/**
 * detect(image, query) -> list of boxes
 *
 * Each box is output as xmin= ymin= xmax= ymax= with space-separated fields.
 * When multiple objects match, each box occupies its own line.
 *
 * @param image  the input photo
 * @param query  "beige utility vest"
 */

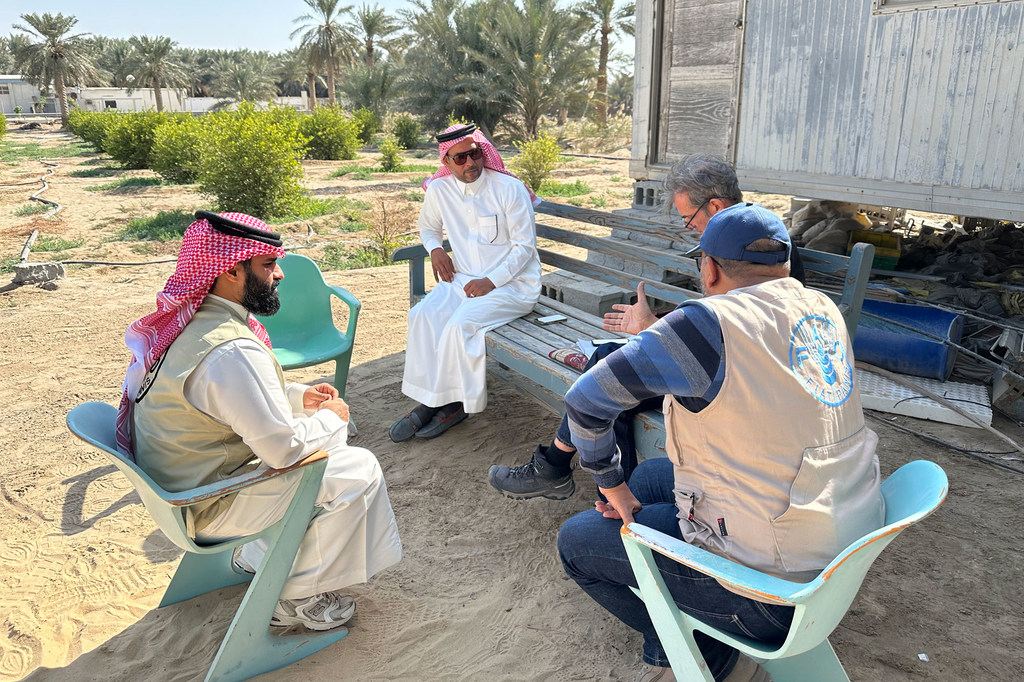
xmin=132 ymin=297 xmax=286 ymax=532
xmin=665 ymin=278 xmax=884 ymax=584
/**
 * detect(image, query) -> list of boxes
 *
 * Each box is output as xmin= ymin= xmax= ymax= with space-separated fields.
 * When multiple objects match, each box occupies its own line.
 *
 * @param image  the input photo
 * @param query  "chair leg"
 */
xmin=760 ymin=639 xmax=850 ymax=682
xmin=205 ymin=459 xmax=347 ymax=682
xmin=160 ymin=549 xmax=251 ymax=608
xmin=623 ymin=540 xmax=715 ymax=682
xmin=332 ymin=351 xmax=353 ymax=398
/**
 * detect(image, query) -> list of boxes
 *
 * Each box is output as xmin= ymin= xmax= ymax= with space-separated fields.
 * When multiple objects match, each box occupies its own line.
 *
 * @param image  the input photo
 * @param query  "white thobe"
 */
xmin=402 ymin=168 xmax=541 ymax=413
xmin=186 ymin=325 xmax=401 ymax=600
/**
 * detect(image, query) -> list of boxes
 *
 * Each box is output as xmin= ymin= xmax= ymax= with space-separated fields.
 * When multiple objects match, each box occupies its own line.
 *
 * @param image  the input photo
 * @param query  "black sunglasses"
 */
xmin=446 ymin=147 xmax=484 ymax=165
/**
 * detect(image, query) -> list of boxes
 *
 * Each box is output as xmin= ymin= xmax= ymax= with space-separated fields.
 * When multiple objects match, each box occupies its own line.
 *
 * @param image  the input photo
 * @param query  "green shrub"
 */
xmin=353 ymin=107 xmax=381 ymax=145
xmin=84 ymin=177 xmax=162 ymax=192
xmin=14 ymin=203 xmax=49 ymax=216
xmin=119 ymin=209 xmax=195 ymax=241
xmin=300 ymin=105 xmax=360 ymax=160
xmin=67 ymin=110 xmax=116 ymax=149
xmin=198 ymin=102 xmax=308 ymax=219
xmin=0 ymin=112 xmax=5 ymax=142
xmin=102 ymin=111 xmax=172 ymax=169
xmin=33 ymin=235 xmax=84 ymax=251
xmin=152 ymin=116 xmax=205 ymax=184
xmin=509 ymin=132 xmax=561 ymax=193
xmin=392 ymin=113 xmax=420 ymax=149
xmin=538 ymin=179 xmax=591 ymax=197
xmin=378 ymin=136 xmax=403 ymax=172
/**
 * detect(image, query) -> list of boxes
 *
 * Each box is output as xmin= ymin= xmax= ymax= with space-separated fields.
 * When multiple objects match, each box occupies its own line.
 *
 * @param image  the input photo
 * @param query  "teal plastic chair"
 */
xmin=66 ymin=402 xmax=346 ymax=682
xmin=621 ymin=460 xmax=948 ymax=682
xmin=256 ymin=253 xmax=361 ymax=396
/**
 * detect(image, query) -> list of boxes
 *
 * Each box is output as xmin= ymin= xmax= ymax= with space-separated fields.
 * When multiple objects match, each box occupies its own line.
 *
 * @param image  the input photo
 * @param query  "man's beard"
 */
xmin=241 ymin=265 xmax=281 ymax=315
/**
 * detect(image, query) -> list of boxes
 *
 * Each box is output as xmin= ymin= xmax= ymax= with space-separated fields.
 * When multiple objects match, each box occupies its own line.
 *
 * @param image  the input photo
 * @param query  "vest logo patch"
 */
xmin=136 ymin=353 xmax=166 ymax=404
xmin=789 ymin=314 xmax=853 ymax=406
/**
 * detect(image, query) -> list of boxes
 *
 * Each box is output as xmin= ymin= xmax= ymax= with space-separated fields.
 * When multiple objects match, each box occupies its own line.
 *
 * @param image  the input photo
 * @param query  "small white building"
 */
xmin=183 ymin=95 xmax=309 ymax=113
xmin=0 ymin=75 xmax=50 ymax=114
xmin=68 ymin=86 xmax=188 ymax=112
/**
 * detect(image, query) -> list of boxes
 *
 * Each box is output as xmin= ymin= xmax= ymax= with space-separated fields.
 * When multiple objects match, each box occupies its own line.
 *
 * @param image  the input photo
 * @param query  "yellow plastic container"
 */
xmin=848 ymin=229 xmax=901 ymax=270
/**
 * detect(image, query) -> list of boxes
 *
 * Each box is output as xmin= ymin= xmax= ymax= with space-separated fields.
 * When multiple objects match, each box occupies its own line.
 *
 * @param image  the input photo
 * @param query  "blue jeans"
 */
xmin=557 ymin=458 xmax=794 ymax=681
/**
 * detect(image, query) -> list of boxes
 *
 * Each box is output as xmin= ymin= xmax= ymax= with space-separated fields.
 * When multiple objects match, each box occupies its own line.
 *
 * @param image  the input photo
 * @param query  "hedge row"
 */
xmin=65 ymin=104 xmax=396 ymax=219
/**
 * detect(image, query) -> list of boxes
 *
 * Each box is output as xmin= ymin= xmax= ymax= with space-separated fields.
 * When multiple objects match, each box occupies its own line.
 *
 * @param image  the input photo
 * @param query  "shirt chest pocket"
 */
xmin=476 ymin=215 xmax=508 ymax=245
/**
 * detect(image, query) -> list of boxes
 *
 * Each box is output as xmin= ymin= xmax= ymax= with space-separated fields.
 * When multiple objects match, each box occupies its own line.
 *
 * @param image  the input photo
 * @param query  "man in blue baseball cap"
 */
xmin=556 ymin=203 xmax=884 ymax=682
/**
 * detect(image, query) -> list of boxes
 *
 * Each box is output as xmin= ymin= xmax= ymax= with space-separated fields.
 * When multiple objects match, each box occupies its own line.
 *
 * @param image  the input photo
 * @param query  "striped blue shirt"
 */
xmin=564 ymin=301 xmax=725 ymax=489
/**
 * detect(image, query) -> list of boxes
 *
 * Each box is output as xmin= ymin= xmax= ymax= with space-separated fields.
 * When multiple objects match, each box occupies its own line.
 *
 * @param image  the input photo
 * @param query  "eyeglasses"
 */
xmin=446 ymin=147 xmax=484 ymax=166
xmin=694 ymin=252 xmax=719 ymax=273
xmin=682 ymin=197 xmax=710 ymax=231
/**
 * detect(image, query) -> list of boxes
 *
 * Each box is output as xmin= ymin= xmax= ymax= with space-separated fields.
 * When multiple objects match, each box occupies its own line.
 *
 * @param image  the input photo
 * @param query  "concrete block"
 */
xmin=632 ymin=181 xmax=664 ymax=211
xmin=541 ymin=270 xmax=629 ymax=317
xmin=611 ymin=228 xmax=632 ymax=241
xmin=622 ymin=259 xmax=644 ymax=277
xmin=12 ymin=262 xmax=65 ymax=284
xmin=630 ymin=232 xmax=673 ymax=250
xmin=590 ymin=253 xmax=625 ymax=272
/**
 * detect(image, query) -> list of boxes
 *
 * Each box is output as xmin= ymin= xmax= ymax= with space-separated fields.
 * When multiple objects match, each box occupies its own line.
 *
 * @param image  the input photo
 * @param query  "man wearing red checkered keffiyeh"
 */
xmin=390 ymin=124 xmax=543 ymax=442
xmin=118 ymin=211 xmax=401 ymax=632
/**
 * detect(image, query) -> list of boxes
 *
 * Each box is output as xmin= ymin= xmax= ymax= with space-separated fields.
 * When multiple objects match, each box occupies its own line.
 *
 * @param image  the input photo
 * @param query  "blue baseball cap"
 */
xmin=697 ymin=203 xmax=791 ymax=265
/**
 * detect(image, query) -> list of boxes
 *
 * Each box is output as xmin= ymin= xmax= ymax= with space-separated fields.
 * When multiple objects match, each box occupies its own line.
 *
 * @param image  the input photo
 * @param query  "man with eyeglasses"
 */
xmin=489 ymin=153 xmax=804 ymax=500
xmin=559 ymin=203 xmax=882 ymax=682
xmin=389 ymin=123 xmax=542 ymax=442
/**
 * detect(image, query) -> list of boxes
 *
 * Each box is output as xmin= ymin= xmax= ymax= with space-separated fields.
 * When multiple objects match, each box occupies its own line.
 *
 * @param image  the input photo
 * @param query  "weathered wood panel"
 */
xmin=654 ymin=0 xmax=743 ymax=165
xmin=734 ymin=0 xmax=1024 ymax=218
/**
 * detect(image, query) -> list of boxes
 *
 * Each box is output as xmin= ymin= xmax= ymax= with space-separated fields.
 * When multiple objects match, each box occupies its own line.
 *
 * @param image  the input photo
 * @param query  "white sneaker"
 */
xmin=271 ymin=592 xmax=356 ymax=631
xmin=631 ymin=664 xmax=676 ymax=682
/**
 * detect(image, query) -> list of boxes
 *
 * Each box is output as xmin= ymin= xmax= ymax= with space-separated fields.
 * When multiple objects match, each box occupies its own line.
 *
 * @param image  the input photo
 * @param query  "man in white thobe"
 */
xmin=121 ymin=211 xmax=401 ymax=632
xmin=390 ymin=123 xmax=541 ymax=442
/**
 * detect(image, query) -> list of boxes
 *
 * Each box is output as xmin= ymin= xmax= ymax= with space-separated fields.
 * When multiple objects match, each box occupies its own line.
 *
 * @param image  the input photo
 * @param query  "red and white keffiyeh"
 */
xmin=115 ymin=212 xmax=286 ymax=456
xmin=421 ymin=125 xmax=542 ymax=206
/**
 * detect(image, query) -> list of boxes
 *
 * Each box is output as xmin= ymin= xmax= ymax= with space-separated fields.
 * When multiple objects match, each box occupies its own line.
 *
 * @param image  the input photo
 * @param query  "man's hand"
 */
xmin=430 ymin=248 xmax=455 ymax=283
xmin=317 ymin=397 xmax=350 ymax=423
xmin=603 ymin=282 xmax=657 ymax=335
xmin=302 ymin=383 xmax=338 ymax=410
xmin=464 ymin=277 xmax=495 ymax=299
xmin=595 ymin=483 xmax=643 ymax=526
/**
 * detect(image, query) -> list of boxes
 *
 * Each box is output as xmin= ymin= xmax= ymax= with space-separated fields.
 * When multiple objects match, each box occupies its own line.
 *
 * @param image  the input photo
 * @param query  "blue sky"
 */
xmin=3 ymin=1 xmax=634 ymax=57
xmin=2 ymin=1 xmax=416 ymax=52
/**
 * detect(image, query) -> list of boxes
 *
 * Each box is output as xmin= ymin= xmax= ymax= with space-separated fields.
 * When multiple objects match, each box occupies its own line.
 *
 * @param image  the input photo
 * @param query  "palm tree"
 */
xmin=291 ymin=0 xmax=354 ymax=107
xmin=468 ymin=0 xmax=595 ymax=139
xmin=400 ymin=0 xmax=508 ymax=137
xmin=10 ymin=12 xmax=101 ymax=126
xmin=348 ymin=3 xmax=402 ymax=69
xmin=125 ymin=35 xmax=189 ymax=111
xmin=339 ymin=59 xmax=398 ymax=115
xmin=575 ymin=0 xmax=633 ymax=124
xmin=212 ymin=51 xmax=280 ymax=107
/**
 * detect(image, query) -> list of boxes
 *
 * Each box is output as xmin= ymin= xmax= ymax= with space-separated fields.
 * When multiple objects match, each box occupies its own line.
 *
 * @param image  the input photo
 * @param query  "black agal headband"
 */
xmin=195 ymin=210 xmax=283 ymax=247
xmin=435 ymin=123 xmax=477 ymax=143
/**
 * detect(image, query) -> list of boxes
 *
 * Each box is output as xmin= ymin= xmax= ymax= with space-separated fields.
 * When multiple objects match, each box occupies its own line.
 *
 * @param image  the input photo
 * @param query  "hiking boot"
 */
xmin=488 ymin=446 xmax=575 ymax=500
xmin=271 ymin=592 xmax=356 ymax=632
xmin=631 ymin=664 xmax=676 ymax=682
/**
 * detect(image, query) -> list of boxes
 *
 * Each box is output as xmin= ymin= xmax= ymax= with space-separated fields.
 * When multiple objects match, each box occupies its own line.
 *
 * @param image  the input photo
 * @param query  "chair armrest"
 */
xmin=328 ymin=284 xmax=361 ymax=338
xmin=163 ymin=450 xmax=330 ymax=507
xmin=622 ymin=523 xmax=819 ymax=606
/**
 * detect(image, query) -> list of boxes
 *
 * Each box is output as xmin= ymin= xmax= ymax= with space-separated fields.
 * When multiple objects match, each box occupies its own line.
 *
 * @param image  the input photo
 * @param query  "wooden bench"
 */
xmin=392 ymin=201 xmax=874 ymax=459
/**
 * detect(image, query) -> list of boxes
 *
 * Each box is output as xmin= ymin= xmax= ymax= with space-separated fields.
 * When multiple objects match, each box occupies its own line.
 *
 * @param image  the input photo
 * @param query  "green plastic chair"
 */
xmin=66 ymin=401 xmax=346 ymax=682
xmin=256 ymin=253 xmax=361 ymax=396
xmin=621 ymin=459 xmax=948 ymax=682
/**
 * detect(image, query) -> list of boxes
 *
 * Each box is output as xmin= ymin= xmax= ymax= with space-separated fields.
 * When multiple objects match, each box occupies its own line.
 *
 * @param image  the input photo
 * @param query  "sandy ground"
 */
xmin=1 ymin=125 xmax=1022 ymax=681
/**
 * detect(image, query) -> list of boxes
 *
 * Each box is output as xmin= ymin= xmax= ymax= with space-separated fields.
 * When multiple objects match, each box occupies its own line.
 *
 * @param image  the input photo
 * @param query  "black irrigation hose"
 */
xmin=866 ymin=412 xmax=1024 ymax=475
